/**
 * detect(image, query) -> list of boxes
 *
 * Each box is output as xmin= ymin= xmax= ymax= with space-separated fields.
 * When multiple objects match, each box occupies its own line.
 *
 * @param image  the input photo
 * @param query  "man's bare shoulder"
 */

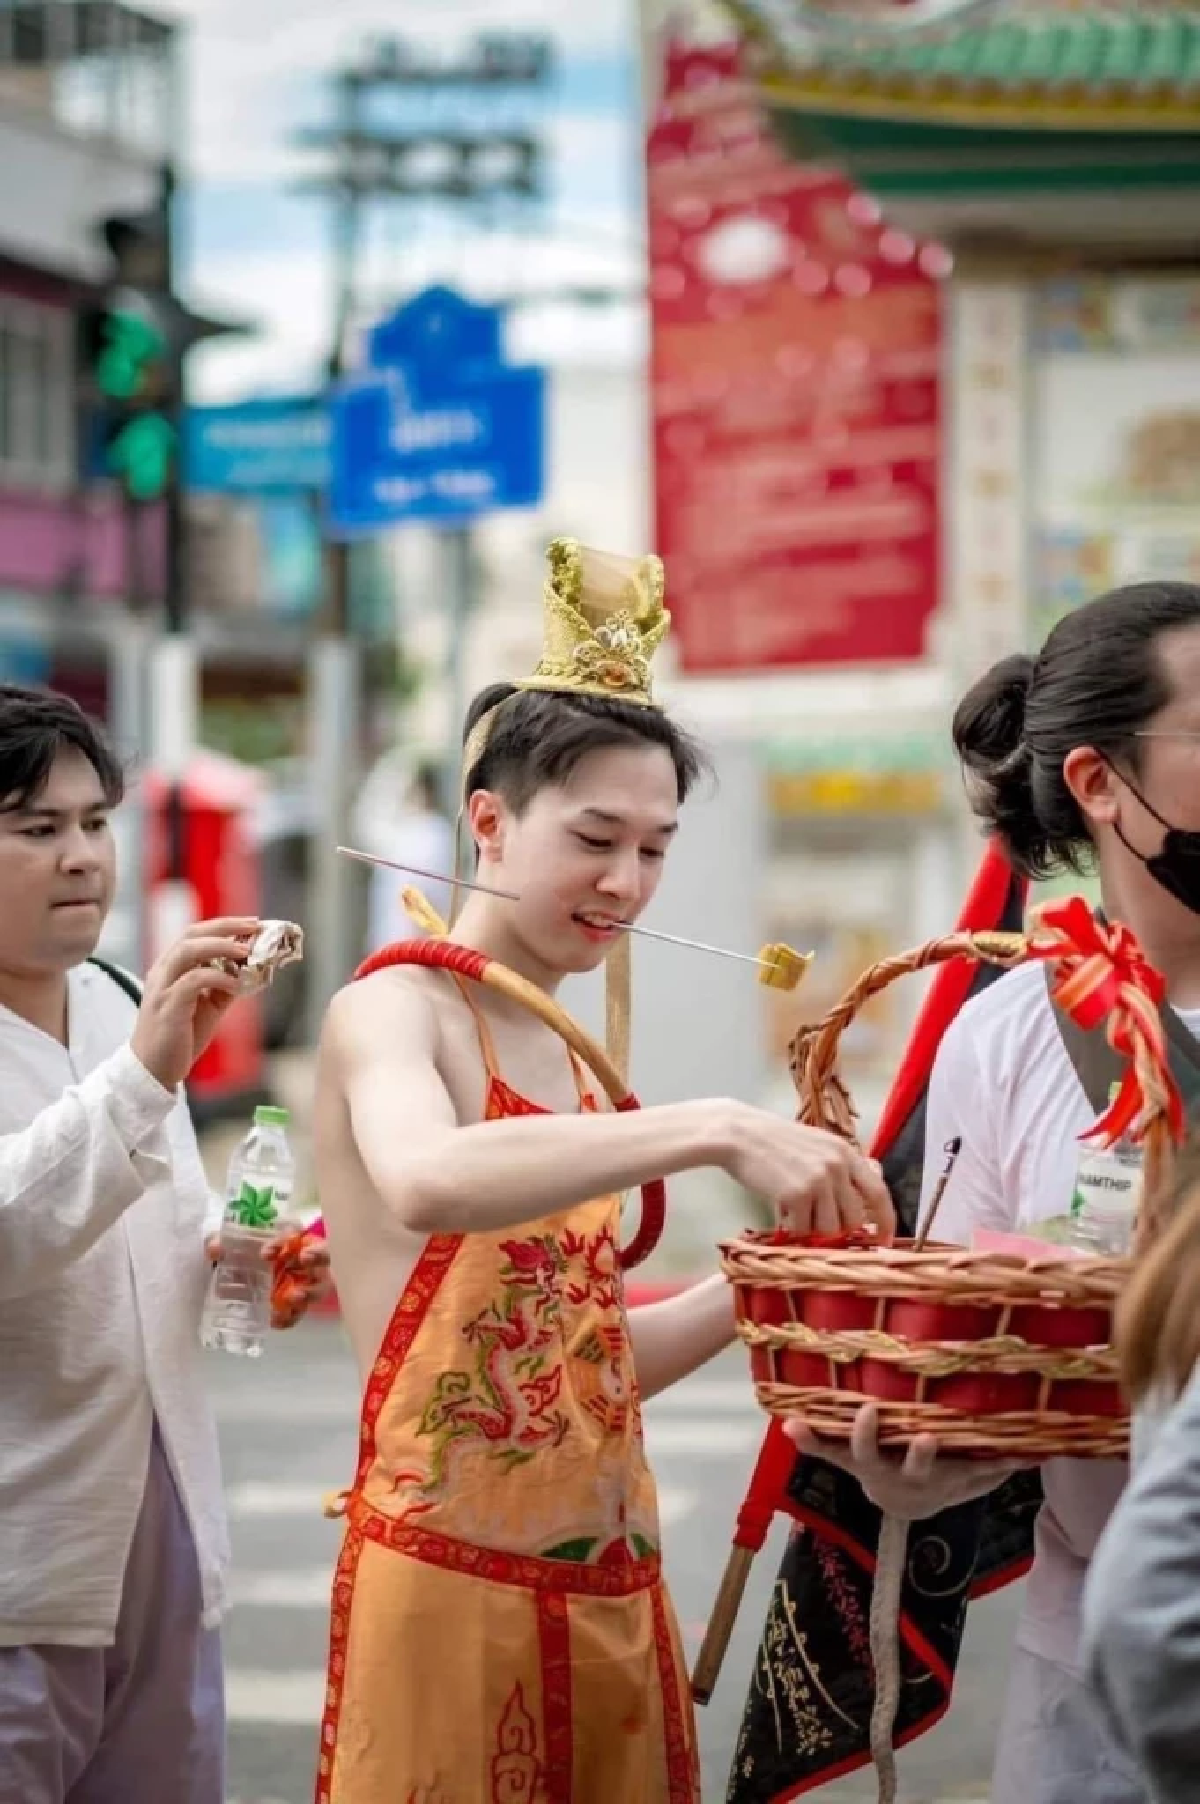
xmin=322 ymin=963 xmax=446 ymax=1064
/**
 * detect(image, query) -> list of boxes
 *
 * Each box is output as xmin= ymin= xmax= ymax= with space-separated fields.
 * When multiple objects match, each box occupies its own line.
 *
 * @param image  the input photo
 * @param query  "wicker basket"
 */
xmin=721 ymin=925 xmax=1176 ymax=1461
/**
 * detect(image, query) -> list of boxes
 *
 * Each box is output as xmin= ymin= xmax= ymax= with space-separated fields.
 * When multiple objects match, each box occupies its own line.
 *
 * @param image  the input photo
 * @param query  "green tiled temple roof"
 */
xmin=727 ymin=3 xmax=1200 ymax=130
xmin=821 ymin=11 xmax=1200 ymax=88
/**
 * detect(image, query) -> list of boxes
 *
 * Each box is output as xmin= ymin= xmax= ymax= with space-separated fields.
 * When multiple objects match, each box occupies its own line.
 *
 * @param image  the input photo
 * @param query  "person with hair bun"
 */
xmin=785 ymin=580 xmax=1200 ymax=1803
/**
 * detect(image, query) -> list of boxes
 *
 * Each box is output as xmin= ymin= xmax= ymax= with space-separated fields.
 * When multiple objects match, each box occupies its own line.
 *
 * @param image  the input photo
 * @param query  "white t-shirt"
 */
xmin=915 ymin=960 xmax=1200 ymax=1674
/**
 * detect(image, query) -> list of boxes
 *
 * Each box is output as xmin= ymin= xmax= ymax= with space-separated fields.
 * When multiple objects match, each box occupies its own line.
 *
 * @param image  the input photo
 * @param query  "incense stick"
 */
xmin=914 ymin=1136 xmax=963 ymax=1251
xmin=336 ymin=844 xmax=801 ymax=979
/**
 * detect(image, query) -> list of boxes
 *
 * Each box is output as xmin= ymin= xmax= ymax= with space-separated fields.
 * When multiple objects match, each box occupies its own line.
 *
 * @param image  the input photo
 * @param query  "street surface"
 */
xmin=212 ymin=1323 xmax=1016 ymax=1803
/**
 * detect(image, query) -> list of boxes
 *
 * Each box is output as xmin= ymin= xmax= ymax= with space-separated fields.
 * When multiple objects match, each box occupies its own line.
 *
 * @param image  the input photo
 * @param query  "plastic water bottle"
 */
xmin=1069 ymin=1085 xmax=1142 ymax=1257
xmin=201 ymin=1105 xmax=296 ymax=1357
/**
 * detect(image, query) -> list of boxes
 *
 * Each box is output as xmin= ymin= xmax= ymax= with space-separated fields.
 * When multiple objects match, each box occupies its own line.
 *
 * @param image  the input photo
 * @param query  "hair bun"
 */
xmin=952 ymin=653 xmax=1051 ymax=876
xmin=953 ymin=653 xmax=1034 ymax=773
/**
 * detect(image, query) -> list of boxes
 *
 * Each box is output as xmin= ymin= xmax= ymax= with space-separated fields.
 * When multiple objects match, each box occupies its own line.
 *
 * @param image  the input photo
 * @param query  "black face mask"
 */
xmin=1112 ymin=768 xmax=1200 ymax=917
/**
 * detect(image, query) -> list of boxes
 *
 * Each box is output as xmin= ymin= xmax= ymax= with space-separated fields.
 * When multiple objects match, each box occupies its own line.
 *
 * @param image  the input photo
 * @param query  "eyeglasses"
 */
xmin=1133 ymin=731 xmax=1200 ymax=744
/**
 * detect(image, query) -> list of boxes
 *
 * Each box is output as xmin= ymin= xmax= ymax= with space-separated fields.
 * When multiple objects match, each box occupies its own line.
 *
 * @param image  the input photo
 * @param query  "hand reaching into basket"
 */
xmin=785 ymin=1403 xmax=1027 ymax=1520
xmin=723 ymin=1106 xmax=895 ymax=1239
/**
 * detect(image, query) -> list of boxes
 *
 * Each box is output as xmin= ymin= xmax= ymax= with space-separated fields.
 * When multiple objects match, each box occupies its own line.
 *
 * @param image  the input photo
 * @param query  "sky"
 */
xmin=156 ymin=0 xmax=649 ymax=400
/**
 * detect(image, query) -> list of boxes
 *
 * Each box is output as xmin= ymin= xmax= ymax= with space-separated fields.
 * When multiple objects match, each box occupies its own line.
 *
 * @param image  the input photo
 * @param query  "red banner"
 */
xmin=648 ymin=42 xmax=946 ymax=673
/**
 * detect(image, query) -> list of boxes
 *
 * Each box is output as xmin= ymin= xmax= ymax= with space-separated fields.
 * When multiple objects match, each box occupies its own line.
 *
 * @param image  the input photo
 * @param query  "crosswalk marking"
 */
xmin=228 ymin=1481 xmax=343 ymax=1518
xmin=642 ymin=1419 xmax=758 ymax=1456
xmin=229 ymin=1568 xmax=333 ymax=1608
xmin=647 ymin=1378 xmax=754 ymax=1415
xmin=225 ymin=1668 xmax=326 ymax=1726
xmin=212 ymin=1392 xmax=357 ymax=1427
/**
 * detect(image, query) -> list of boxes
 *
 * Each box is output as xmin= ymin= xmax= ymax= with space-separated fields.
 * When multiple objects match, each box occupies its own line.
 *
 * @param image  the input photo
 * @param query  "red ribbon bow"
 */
xmin=1029 ymin=895 xmax=1184 ymax=1146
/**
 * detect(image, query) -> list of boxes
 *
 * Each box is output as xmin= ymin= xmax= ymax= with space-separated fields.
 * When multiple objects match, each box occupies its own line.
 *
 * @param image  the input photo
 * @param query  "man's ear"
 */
xmin=467 ymin=789 xmax=507 ymax=864
xmin=1063 ymin=746 xmax=1120 ymax=832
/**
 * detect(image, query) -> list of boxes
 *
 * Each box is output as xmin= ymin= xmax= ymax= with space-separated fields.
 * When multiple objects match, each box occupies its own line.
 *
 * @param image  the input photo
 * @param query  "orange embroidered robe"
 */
xmin=316 ymin=983 xmax=700 ymax=1804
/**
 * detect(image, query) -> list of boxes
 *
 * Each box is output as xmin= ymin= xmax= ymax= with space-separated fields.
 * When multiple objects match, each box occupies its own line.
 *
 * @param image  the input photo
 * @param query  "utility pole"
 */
xmin=296 ymin=31 xmax=552 ymax=1031
xmin=154 ymin=160 xmax=197 ymax=942
xmin=78 ymin=162 xmax=208 ymax=958
xmin=304 ymin=67 xmax=364 ymax=1041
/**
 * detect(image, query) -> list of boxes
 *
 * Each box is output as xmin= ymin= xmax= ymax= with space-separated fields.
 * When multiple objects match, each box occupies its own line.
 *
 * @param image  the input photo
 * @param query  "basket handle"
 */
xmin=793 ymin=929 xmax=1028 ymax=1141
xmin=354 ymin=938 xmax=665 ymax=1270
xmin=792 ymin=922 xmax=1179 ymax=1241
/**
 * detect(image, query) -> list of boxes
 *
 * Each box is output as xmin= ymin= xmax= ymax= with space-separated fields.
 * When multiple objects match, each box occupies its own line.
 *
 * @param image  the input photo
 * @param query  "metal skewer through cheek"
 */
xmin=336 ymin=845 xmax=812 ymax=990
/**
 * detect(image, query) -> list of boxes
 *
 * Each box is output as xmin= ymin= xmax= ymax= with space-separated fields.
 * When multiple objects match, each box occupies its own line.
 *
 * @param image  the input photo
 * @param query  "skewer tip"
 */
xmin=757 ymin=943 xmax=814 ymax=992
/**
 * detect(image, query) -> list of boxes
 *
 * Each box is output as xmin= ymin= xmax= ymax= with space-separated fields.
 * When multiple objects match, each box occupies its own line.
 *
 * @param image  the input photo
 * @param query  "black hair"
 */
xmin=953 ymin=580 xmax=1200 ymax=878
xmin=0 ymin=684 xmax=125 ymax=814
xmin=463 ymin=683 xmax=708 ymax=812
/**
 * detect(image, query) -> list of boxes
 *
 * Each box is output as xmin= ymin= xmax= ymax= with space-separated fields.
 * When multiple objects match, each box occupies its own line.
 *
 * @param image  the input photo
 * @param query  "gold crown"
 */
xmin=519 ymin=537 xmax=670 ymax=707
xmin=459 ymin=537 xmax=672 ymax=790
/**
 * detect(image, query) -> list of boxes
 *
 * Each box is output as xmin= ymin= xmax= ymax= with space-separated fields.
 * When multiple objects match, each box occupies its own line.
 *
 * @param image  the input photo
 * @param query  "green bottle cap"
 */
xmin=254 ymin=1104 xmax=290 ymax=1128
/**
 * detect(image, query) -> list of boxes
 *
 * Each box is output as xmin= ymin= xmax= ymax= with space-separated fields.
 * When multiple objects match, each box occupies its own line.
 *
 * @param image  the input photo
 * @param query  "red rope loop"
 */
xmin=353 ymin=938 xmax=665 ymax=1269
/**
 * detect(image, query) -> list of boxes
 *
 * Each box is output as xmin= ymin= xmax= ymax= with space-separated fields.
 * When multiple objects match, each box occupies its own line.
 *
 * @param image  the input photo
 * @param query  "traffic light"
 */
xmin=107 ymin=412 xmax=177 ymax=503
xmin=93 ymin=303 xmax=166 ymax=401
xmin=78 ymin=193 xmax=180 ymax=504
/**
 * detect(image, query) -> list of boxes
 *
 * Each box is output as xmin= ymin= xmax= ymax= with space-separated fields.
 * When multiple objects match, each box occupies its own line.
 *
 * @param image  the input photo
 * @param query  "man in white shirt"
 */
xmin=0 ymin=684 xmax=325 ymax=1804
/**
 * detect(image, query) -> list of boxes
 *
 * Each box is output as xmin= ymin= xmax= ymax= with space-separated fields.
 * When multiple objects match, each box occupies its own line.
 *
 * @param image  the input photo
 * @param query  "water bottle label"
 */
xmin=228 ymin=1180 xmax=279 ymax=1229
xmin=1071 ymin=1148 xmax=1141 ymax=1225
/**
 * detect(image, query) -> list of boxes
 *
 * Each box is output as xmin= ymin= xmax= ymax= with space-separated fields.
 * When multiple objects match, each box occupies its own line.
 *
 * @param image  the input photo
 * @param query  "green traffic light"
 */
xmin=107 ymin=413 xmax=176 ymax=501
xmin=96 ymin=309 xmax=167 ymax=401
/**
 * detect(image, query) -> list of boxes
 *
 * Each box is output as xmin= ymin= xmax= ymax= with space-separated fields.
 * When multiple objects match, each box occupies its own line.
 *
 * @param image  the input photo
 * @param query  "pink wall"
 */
xmin=0 ymin=487 xmax=164 ymax=600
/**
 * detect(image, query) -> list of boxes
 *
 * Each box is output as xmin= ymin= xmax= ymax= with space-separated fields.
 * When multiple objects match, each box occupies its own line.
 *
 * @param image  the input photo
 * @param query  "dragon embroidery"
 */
xmin=392 ymin=1222 xmax=640 ymax=1531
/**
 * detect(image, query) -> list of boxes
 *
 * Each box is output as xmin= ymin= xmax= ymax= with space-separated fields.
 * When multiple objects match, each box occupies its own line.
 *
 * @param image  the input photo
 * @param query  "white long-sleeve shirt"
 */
xmin=0 ymin=959 xmax=230 ymax=1646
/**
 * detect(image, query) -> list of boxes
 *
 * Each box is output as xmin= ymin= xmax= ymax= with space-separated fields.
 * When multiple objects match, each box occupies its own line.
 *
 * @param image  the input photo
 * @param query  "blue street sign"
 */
xmin=328 ymin=286 xmax=545 ymax=535
xmin=367 ymin=284 xmax=504 ymax=371
xmin=185 ymin=395 xmax=329 ymax=494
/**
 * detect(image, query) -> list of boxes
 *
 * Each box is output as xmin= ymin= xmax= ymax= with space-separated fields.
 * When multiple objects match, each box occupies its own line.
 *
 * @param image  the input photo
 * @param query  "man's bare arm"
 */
xmin=332 ymin=976 xmax=733 ymax=1236
xmin=627 ymin=1276 xmax=738 ymax=1401
xmin=329 ymin=974 xmax=894 ymax=1239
